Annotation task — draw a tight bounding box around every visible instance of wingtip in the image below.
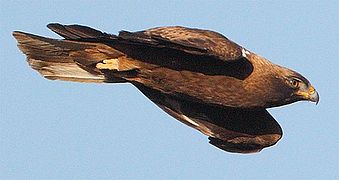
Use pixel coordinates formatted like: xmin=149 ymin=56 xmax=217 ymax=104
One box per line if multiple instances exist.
xmin=12 ymin=31 xmax=23 ymax=45
xmin=12 ymin=31 xmax=24 ymax=37
xmin=12 ymin=31 xmax=31 ymax=41
xmin=12 ymin=31 xmax=42 ymax=42
xmin=47 ymin=23 xmax=64 ymax=30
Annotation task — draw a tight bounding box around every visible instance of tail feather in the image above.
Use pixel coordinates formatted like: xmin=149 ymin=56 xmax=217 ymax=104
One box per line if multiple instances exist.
xmin=28 ymin=59 xmax=105 ymax=82
xmin=13 ymin=31 xmax=124 ymax=83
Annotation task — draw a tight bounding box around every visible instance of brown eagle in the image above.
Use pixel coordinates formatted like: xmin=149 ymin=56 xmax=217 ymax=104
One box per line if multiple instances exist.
xmin=13 ymin=23 xmax=319 ymax=153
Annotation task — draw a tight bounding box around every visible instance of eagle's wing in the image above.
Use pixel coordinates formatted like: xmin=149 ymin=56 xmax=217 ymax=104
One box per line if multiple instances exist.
xmin=136 ymin=84 xmax=282 ymax=153
xmin=47 ymin=23 xmax=246 ymax=63
xmin=120 ymin=26 xmax=245 ymax=62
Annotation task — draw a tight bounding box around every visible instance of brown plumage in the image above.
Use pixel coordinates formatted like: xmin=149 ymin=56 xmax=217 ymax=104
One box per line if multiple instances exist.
xmin=13 ymin=23 xmax=319 ymax=153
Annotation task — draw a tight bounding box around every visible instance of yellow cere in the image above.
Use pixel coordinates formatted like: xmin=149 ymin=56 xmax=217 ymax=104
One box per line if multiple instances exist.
xmin=308 ymin=86 xmax=315 ymax=95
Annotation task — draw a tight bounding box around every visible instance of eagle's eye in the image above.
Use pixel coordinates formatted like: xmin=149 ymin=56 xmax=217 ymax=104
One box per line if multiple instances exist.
xmin=288 ymin=78 xmax=301 ymax=89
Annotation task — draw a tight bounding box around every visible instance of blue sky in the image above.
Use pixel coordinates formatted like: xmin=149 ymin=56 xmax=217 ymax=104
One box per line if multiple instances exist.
xmin=1 ymin=1 xmax=338 ymax=179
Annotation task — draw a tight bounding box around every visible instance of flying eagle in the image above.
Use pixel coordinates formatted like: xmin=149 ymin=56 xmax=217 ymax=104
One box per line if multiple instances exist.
xmin=13 ymin=23 xmax=319 ymax=153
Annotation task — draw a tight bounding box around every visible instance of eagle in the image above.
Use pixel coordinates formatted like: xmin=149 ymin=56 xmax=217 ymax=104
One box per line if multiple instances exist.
xmin=13 ymin=23 xmax=319 ymax=153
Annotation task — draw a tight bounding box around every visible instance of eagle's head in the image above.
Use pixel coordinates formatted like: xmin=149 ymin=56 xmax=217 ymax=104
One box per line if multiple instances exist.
xmin=266 ymin=65 xmax=319 ymax=108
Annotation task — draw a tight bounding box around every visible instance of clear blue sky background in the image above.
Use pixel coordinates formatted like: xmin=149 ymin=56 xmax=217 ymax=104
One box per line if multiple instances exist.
xmin=1 ymin=1 xmax=338 ymax=179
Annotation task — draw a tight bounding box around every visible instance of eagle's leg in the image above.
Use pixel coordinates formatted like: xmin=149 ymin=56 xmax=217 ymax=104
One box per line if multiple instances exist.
xmin=96 ymin=59 xmax=119 ymax=70
xmin=95 ymin=57 xmax=141 ymax=82
xmin=96 ymin=57 xmax=141 ymax=73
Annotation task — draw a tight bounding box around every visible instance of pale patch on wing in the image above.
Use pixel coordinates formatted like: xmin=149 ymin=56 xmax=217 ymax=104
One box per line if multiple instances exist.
xmin=179 ymin=115 xmax=216 ymax=137
xmin=181 ymin=115 xmax=199 ymax=126
xmin=241 ymin=48 xmax=250 ymax=58
xmin=161 ymin=106 xmax=215 ymax=137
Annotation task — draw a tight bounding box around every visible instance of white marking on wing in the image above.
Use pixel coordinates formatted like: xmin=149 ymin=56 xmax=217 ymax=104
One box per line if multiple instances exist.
xmin=181 ymin=115 xmax=199 ymax=127
xmin=241 ymin=48 xmax=250 ymax=57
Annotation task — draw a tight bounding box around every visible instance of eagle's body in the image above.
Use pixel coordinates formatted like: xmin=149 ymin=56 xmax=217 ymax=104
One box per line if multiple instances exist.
xmin=13 ymin=24 xmax=318 ymax=153
xmin=130 ymin=51 xmax=289 ymax=108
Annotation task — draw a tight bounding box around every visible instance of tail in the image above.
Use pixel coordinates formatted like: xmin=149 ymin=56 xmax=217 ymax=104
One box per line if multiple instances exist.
xmin=13 ymin=30 xmax=125 ymax=83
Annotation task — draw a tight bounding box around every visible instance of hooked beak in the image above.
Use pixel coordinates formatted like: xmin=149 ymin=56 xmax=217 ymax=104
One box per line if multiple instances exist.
xmin=296 ymin=85 xmax=319 ymax=104
xmin=308 ymin=86 xmax=319 ymax=104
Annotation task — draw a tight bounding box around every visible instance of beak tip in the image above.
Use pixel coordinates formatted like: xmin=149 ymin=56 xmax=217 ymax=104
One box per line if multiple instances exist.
xmin=311 ymin=91 xmax=319 ymax=105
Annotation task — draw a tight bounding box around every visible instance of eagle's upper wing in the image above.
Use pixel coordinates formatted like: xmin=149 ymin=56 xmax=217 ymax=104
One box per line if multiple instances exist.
xmin=47 ymin=24 xmax=246 ymax=63
xmin=120 ymin=26 xmax=245 ymax=62
xmin=136 ymin=84 xmax=282 ymax=154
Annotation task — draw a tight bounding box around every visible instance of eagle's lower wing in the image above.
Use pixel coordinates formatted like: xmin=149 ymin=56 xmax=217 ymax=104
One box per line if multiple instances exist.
xmin=135 ymin=84 xmax=282 ymax=153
